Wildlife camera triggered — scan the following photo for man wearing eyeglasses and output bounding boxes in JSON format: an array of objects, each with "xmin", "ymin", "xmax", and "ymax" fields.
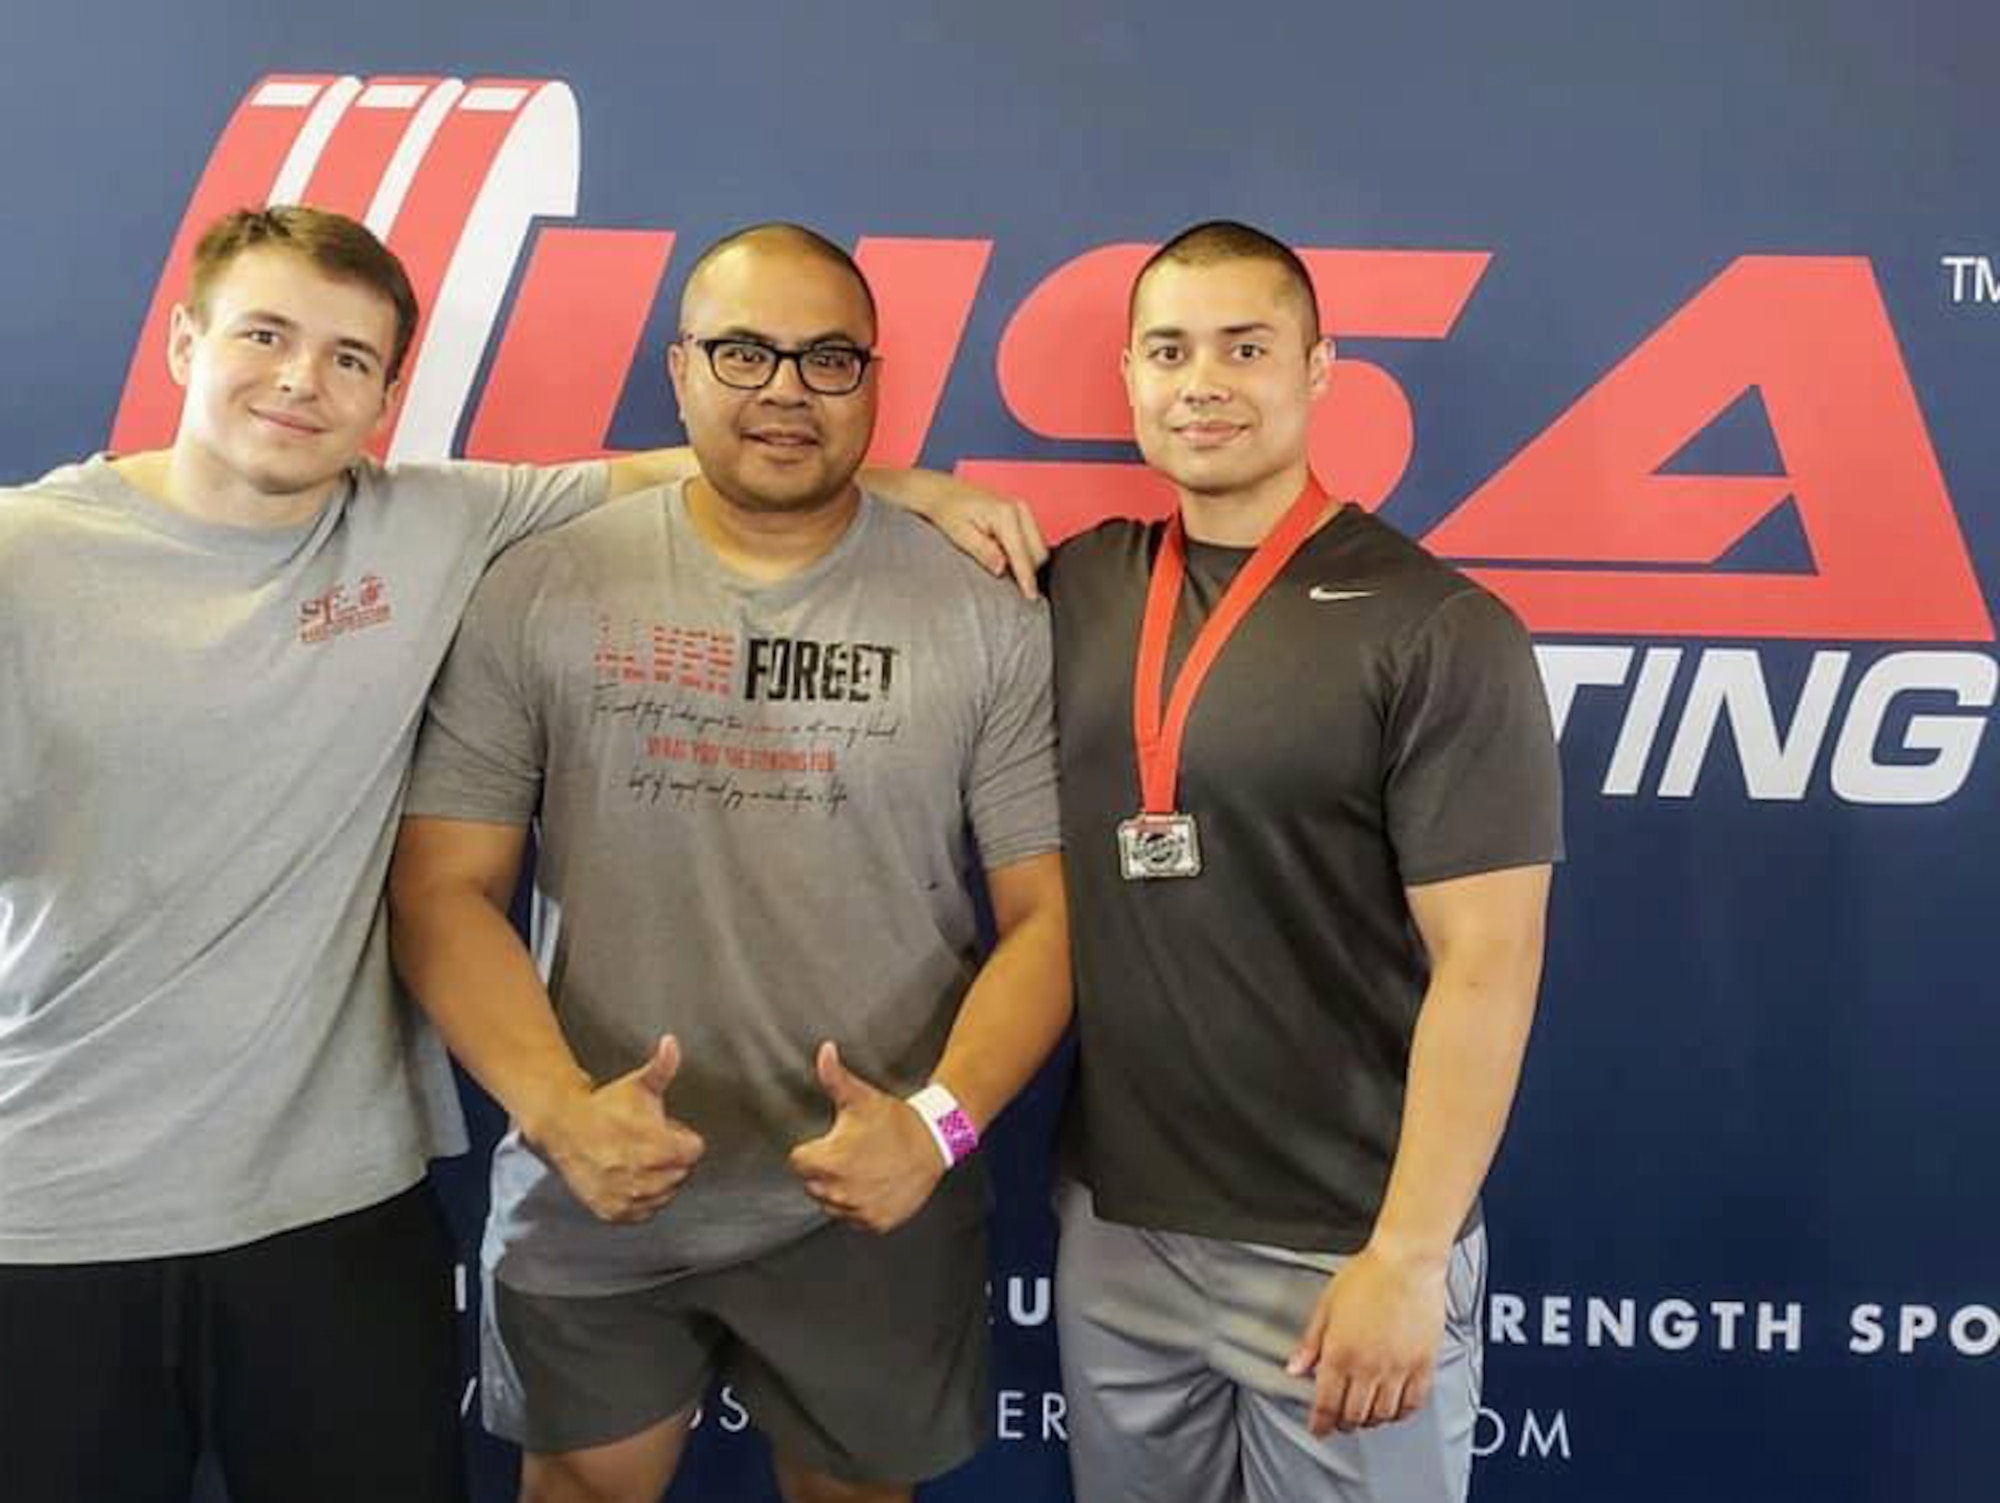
[{"xmin": 387, "ymin": 222, "xmax": 1071, "ymax": 1503}]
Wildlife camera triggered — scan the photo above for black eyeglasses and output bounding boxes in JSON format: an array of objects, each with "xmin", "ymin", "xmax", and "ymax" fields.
[{"xmin": 684, "ymin": 336, "xmax": 877, "ymax": 396}]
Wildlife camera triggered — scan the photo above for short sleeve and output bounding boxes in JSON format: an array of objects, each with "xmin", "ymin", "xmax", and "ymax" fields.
[
  {"xmin": 455, "ymin": 460, "xmax": 609, "ymax": 561},
  {"xmin": 1383, "ymin": 588, "xmax": 1564, "ymax": 885},
  {"xmin": 966, "ymin": 601, "xmax": 1062, "ymax": 871},
  {"xmin": 403, "ymin": 548, "xmax": 550, "ymax": 826}
]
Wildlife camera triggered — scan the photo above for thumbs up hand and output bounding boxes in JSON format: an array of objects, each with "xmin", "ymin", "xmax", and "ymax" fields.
[
  {"xmin": 788, "ymin": 1041, "xmax": 944, "ymax": 1234},
  {"xmin": 537, "ymin": 1034, "xmax": 706, "ymax": 1224}
]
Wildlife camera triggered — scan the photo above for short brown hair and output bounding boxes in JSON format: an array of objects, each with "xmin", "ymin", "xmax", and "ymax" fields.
[
  {"xmin": 1129, "ymin": 219, "xmax": 1322, "ymax": 347},
  {"xmin": 187, "ymin": 206, "xmax": 421, "ymax": 381}
]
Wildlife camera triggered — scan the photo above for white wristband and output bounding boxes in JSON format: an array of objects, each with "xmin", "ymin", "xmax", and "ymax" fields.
[{"xmin": 905, "ymin": 1083, "xmax": 980, "ymax": 1168}]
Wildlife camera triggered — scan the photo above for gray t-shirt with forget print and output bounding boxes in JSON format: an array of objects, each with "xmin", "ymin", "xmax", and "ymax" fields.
[
  {"xmin": 0, "ymin": 454, "xmax": 605, "ymax": 1263},
  {"xmin": 403, "ymin": 482, "xmax": 1060, "ymax": 1297}
]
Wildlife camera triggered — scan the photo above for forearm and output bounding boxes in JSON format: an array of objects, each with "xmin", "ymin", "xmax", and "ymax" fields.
[
  {"xmin": 1367, "ymin": 959, "xmax": 1539, "ymax": 1270},
  {"xmin": 928, "ymin": 895, "xmax": 1072, "ymax": 1131},
  {"xmin": 389, "ymin": 883, "xmax": 591, "ymax": 1141}
]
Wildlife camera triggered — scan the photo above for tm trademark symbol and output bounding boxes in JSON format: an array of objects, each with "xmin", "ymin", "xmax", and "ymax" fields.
[{"xmin": 1941, "ymin": 254, "xmax": 2000, "ymax": 305}]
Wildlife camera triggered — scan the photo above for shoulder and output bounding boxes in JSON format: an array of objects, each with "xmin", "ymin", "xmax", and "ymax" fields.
[
  {"xmin": 353, "ymin": 457, "xmax": 604, "ymax": 521},
  {"xmin": 1050, "ymin": 515, "xmax": 1152, "ymax": 577},
  {"xmin": 358, "ymin": 457, "xmax": 544, "ymax": 501},
  {"xmin": 4, "ymin": 455, "xmax": 112, "ymax": 512},
  {"xmin": 480, "ymin": 477, "xmax": 656, "ymax": 561},
  {"xmin": 0, "ymin": 457, "xmax": 120, "ymax": 554},
  {"xmin": 1316, "ymin": 508, "xmax": 1525, "ymax": 641},
  {"xmin": 1046, "ymin": 516, "xmax": 1155, "ymax": 624},
  {"xmin": 349, "ymin": 457, "xmax": 525, "ymax": 533},
  {"xmin": 863, "ymin": 495, "xmax": 1049, "ymax": 624}
]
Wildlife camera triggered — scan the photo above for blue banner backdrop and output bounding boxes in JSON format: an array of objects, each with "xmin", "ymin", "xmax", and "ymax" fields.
[{"xmin": 4, "ymin": 4, "xmax": 1996, "ymax": 1499}]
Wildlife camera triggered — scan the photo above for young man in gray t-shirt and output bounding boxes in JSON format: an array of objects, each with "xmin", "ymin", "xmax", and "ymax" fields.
[
  {"xmin": 389, "ymin": 224, "xmax": 1070, "ymax": 1503},
  {"xmin": 0, "ymin": 205, "xmax": 1008, "ymax": 1503}
]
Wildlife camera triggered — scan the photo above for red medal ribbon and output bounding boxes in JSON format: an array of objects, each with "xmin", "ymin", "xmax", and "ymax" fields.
[{"xmin": 1132, "ymin": 478, "xmax": 1331, "ymax": 814}]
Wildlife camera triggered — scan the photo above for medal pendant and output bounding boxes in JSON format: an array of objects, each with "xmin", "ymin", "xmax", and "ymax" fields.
[{"xmin": 1117, "ymin": 812, "xmax": 1202, "ymax": 881}]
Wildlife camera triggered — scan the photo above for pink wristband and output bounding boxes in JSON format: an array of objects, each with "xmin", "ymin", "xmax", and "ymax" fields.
[{"xmin": 906, "ymin": 1084, "xmax": 980, "ymax": 1167}]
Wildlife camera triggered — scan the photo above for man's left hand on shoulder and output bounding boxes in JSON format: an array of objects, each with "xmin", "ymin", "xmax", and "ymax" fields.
[
  {"xmin": 787, "ymin": 1041, "xmax": 946, "ymax": 1234},
  {"xmin": 1287, "ymin": 1240, "xmax": 1451, "ymax": 1437}
]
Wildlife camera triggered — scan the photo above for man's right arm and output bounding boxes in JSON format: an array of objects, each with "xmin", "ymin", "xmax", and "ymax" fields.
[{"xmin": 389, "ymin": 816, "xmax": 703, "ymax": 1222}]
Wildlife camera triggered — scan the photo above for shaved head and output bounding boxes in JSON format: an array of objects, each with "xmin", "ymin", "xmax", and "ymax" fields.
[
  {"xmin": 1130, "ymin": 219, "xmax": 1320, "ymax": 348},
  {"xmin": 679, "ymin": 223, "xmax": 877, "ymax": 340},
  {"xmin": 667, "ymin": 220, "xmax": 881, "ymax": 522}
]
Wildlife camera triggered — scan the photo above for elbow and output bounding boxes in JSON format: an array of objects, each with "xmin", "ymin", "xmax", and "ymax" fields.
[{"xmin": 385, "ymin": 849, "xmax": 459, "ymax": 983}]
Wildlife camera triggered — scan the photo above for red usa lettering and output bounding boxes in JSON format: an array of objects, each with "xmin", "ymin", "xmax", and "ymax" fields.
[{"xmin": 116, "ymin": 73, "xmax": 1993, "ymax": 644}]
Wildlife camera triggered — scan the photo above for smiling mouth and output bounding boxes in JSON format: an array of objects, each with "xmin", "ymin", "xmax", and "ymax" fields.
[
  {"xmin": 251, "ymin": 409, "xmax": 326, "ymax": 437},
  {"xmin": 1175, "ymin": 421, "xmax": 1247, "ymax": 446},
  {"xmin": 745, "ymin": 431, "xmax": 820, "ymax": 449}
]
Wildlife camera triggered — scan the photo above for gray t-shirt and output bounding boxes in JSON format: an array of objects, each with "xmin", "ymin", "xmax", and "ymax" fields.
[
  {"xmin": 404, "ymin": 483, "xmax": 1059, "ymax": 1297},
  {"xmin": 1051, "ymin": 508, "xmax": 1563, "ymax": 1254},
  {"xmin": 0, "ymin": 455, "xmax": 605, "ymax": 1263}
]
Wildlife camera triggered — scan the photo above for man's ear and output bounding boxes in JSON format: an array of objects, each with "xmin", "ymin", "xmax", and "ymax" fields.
[
  {"xmin": 1306, "ymin": 334, "xmax": 1334, "ymax": 400},
  {"xmin": 667, "ymin": 338, "xmax": 689, "ymax": 419},
  {"xmin": 370, "ymin": 375, "xmax": 405, "ymax": 440},
  {"xmin": 166, "ymin": 304, "xmax": 200, "ymax": 389}
]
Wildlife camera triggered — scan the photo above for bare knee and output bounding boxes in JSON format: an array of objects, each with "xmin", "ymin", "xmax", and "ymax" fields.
[
  {"xmin": 519, "ymin": 1412, "xmax": 693, "ymax": 1503},
  {"xmin": 519, "ymin": 1455, "xmax": 652, "ymax": 1503},
  {"xmin": 773, "ymin": 1455, "xmax": 912, "ymax": 1503}
]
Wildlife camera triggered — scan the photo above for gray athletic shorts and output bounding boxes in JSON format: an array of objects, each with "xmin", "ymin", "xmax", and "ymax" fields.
[
  {"xmin": 1055, "ymin": 1180, "xmax": 1486, "ymax": 1503},
  {"xmin": 483, "ymin": 1188, "xmax": 991, "ymax": 1483}
]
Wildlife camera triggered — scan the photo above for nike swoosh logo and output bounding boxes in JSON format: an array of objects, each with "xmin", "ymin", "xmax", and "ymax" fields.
[{"xmin": 1309, "ymin": 587, "xmax": 1375, "ymax": 602}]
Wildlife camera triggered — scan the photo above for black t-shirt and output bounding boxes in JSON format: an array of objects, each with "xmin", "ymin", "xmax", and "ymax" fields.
[{"xmin": 1051, "ymin": 506, "xmax": 1563, "ymax": 1253}]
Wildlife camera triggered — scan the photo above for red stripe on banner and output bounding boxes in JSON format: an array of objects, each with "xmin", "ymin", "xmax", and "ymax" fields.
[
  {"xmin": 1464, "ymin": 569, "xmax": 1988, "ymax": 642},
  {"xmin": 373, "ymin": 79, "xmax": 542, "ymax": 454},
  {"xmin": 995, "ymin": 245, "xmax": 1144, "ymax": 441},
  {"xmin": 954, "ymin": 459, "xmax": 1173, "ymax": 546},
  {"xmin": 1432, "ymin": 257, "xmax": 1995, "ymax": 641},
  {"xmin": 1299, "ymin": 249, "xmax": 1491, "ymax": 337},
  {"xmin": 109, "ymin": 75, "xmax": 342, "ymax": 452},
  {"xmin": 853, "ymin": 237, "xmax": 991, "ymax": 468},
  {"xmin": 296, "ymin": 80, "xmax": 432, "ymax": 217},
  {"xmin": 463, "ymin": 228, "xmax": 674, "ymax": 462}
]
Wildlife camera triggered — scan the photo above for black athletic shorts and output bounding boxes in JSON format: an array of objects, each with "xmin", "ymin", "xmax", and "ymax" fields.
[
  {"xmin": 485, "ymin": 1184, "xmax": 992, "ymax": 1483},
  {"xmin": 0, "ymin": 1182, "xmax": 467, "ymax": 1503}
]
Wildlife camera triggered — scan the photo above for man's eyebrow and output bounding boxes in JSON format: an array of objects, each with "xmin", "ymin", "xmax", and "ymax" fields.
[
  {"xmin": 231, "ymin": 308, "xmax": 299, "ymax": 331},
  {"xmin": 702, "ymin": 326, "xmax": 867, "ymax": 346},
  {"xmin": 1137, "ymin": 322, "xmax": 1280, "ymax": 341},
  {"xmin": 229, "ymin": 309, "xmax": 386, "ymax": 364}
]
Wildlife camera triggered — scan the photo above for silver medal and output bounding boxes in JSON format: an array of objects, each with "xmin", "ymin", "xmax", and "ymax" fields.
[{"xmin": 1117, "ymin": 812, "xmax": 1202, "ymax": 880}]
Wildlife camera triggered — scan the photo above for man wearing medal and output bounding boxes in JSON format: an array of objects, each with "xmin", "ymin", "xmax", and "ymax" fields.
[{"xmin": 1044, "ymin": 221, "xmax": 1563, "ymax": 1503}]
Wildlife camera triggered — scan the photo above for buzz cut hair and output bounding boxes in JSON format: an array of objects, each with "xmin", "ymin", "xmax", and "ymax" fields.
[
  {"xmin": 1129, "ymin": 219, "xmax": 1322, "ymax": 347},
  {"xmin": 679, "ymin": 222, "xmax": 879, "ymax": 336}
]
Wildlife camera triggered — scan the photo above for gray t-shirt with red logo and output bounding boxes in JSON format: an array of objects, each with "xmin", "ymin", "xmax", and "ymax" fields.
[
  {"xmin": 0, "ymin": 454, "xmax": 604, "ymax": 1263},
  {"xmin": 402, "ymin": 483, "xmax": 1059, "ymax": 1297}
]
